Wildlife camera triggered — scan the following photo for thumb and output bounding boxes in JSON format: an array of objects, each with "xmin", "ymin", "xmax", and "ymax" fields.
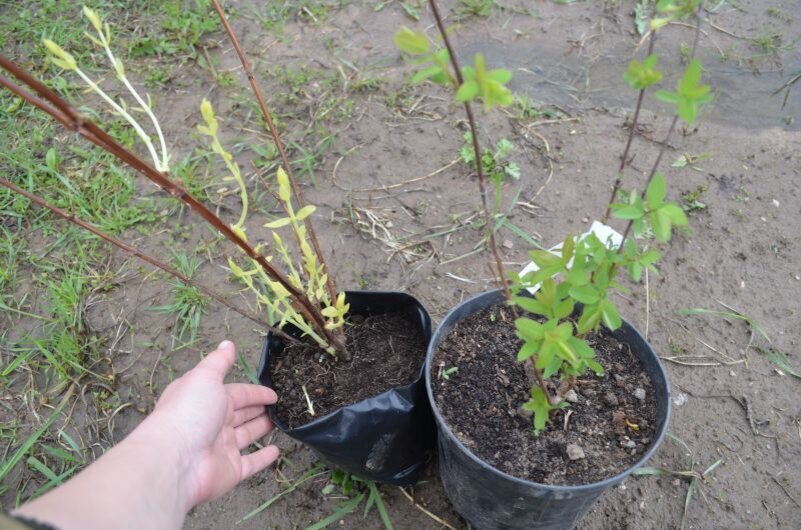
[{"xmin": 196, "ymin": 340, "xmax": 236, "ymax": 379}]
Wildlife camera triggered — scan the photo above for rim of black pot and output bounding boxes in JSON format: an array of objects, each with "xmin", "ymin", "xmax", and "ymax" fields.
[
  {"xmin": 262, "ymin": 290, "xmax": 432, "ymax": 432},
  {"xmin": 425, "ymin": 288, "xmax": 672, "ymax": 492}
]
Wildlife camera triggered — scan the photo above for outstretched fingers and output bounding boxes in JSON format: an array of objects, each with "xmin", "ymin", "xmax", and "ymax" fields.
[
  {"xmin": 240, "ymin": 445, "xmax": 280, "ymax": 481},
  {"xmin": 233, "ymin": 405, "xmax": 268, "ymax": 427},
  {"xmin": 227, "ymin": 383, "xmax": 278, "ymax": 410},
  {"xmin": 235, "ymin": 414, "xmax": 274, "ymax": 450}
]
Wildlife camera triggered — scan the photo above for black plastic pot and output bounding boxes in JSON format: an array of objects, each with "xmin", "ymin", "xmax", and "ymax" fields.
[
  {"xmin": 426, "ymin": 289, "xmax": 671, "ymax": 530},
  {"xmin": 258, "ymin": 290, "xmax": 435, "ymax": 486}
]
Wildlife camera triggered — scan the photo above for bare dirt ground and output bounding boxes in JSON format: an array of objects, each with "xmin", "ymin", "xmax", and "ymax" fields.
[{"xmin": 3, "ymin": 0, "xmax": 801, "ymax": 528}]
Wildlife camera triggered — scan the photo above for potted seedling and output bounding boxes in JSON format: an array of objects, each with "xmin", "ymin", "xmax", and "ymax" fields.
[
  {"xmin": 396, "ymin": 0, "xmax": 710, "ymax": 527},
  {"xmin": 0, "ymin": 3, "xmax": 435, "ymax": 485}
]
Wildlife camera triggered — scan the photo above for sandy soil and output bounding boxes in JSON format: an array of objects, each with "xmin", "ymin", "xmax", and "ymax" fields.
[{"xmin": 3, "ymin": 0, "xmax": 801, "ymax": 528}]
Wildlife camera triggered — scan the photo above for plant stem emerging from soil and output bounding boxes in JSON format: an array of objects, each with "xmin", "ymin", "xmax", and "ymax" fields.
[
  {"xmin": 427, "ymin": 0, "xmax": 512, "ymax": 304},
  {"xmin": 0, "ymin": 176, "xmax": 297, "ymax": 341},
  {"xmin": 0, "ymin": 55, "xmax": 343, "ymax": 355}
]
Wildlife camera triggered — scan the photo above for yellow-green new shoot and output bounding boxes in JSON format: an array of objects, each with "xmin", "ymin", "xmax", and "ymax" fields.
[
  {"xmin": 198, "ymin": 103, "xmax": 348, "ymax": 355},
  {"xmin": 42, "ymin": 6, "xmax": 170, "ymax": 172}
]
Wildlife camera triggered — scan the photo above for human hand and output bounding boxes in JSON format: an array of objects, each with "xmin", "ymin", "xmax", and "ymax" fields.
[{"xmin": 144, "ymin": 340, "xmax": 280, "ymax": 507}]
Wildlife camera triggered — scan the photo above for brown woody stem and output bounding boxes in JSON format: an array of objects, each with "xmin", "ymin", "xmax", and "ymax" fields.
[
  {"xmin": 0, "ymin": 55, "xmax": 342, "ymax": 355},
  {"xmin": 427, "ymin": 0, "xmax": 512, "ymax": 304},
  {"xmin": 612, "ymin": 12, "xmax": 703, "ymax": 257},
  {"xmin": 602, "ymin": 32, "xmax": 658, "ymax": 223},
  {"xmin": 211, "ymin": 0, "xmax": 337, "ymax": 304}
]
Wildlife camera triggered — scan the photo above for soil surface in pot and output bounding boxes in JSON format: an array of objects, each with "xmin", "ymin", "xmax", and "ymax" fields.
[
  {"xmin": 432, "ymin": 304, "xmax": 658, "ymax": 485},
  {"xmin": 271, "ymin": 312, "xmax": 426, "ymax": 428}
]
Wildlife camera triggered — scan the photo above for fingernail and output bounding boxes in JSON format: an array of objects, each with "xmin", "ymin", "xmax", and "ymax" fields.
[{"xmin": 218, "ymin": 340, "xmax": 233, "ymax": 350}]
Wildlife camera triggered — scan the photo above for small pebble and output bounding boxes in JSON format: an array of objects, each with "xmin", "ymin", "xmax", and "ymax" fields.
[
  {"xmin": 672, "ymin": 479, "xmax": 681, "ymax": 487},
  {"xmin": 566, "ymin": 443, "xmax": 586, "ymax": 460},
  {"xmin": 773, "ymin": 199, "xmax": 780, "ymax": 207},
  {"xmin": 603, "ymin": 392, "xmax": 619, "ymax": 406},
  {"xmin": 564, "ymin": 389, "xmax": 579, "ymax": 403},
  {"xmin": 622, "ymin": 439, "xmax": 636, "ymax": 449},
  {"xmin": 672, "ymin": 393, "xmax": 688, "ymax": 407},
  {"xmin": 633, "ymin": 388, "xmax": 646, "ymax": 401},
  {"xmin": 502, "ymin": 239, "xmax": 514, "ymax": 249}
]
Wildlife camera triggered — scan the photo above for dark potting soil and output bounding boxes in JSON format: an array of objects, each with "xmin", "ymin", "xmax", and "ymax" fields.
[
  {"xmin": 432, "ymin": 304, "xmax": 658, "ymax": 486},
  {"xmin": 270, "ymin": 312, "xmax": 426, "ymax": 428}
]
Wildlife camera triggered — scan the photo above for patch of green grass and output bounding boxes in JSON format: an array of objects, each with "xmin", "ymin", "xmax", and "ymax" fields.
[{"xmin": 152, "ymin": 251, "xmax": 209, "ymax": 350}]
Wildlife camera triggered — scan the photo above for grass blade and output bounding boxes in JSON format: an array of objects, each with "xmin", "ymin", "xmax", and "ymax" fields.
[
  {"xmin": 305, "ymin": 493, "xmax": 364, "ymax": 530},
  {"xmin": 239, "ymin": 468, "xmax": 328, "ymax": 522},
  {"xmin": 0, "ymin": 384, "xmax": 74, "ymax": 482},
  {"xmin": 367, "ymin": 481, "xmax": 394, "ymax": 530}
]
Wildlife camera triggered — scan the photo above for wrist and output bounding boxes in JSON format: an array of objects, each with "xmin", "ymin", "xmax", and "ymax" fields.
[{"xmin": 124, "ymin": 411, "xmax": 195, "ymax": 515}]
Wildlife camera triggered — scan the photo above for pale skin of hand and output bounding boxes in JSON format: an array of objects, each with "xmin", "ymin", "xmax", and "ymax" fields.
[{"xmin": 14, "ymin": 340, "xmax": 279, "ymax": 530}]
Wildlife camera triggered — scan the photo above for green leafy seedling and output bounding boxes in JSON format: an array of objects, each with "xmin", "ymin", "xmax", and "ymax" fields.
[{"xmin": 655, "ymin": 60, "xmax": 712, "ymax": 124}]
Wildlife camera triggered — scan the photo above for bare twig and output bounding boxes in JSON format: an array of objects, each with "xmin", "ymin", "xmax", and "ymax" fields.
[
  {"xmin": 613, "ymin": 12, "xmax": 703, "ymax": 254},
  {"xmin": 397, "ymin": 487, "xmax": 457, "ymax": 530},
  {"xmin": 603, "ymin": 32, "xmax": 657, "ymax": 223},
  {"xmin": 427, "ymin": 0, "xmax": 512, "ymax": 303}
]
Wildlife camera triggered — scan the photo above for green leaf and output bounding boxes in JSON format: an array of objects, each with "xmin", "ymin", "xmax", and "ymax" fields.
[
  {"xmin": 586, "ymin": 358, "xmax": 605, "ymax": 376},
  {"xmin": 264, "ymin": 217, "xmax": 292, "ymax": 229},
  {"xmin": 661, "ymin": 203, "xmax": 688, "ymax": 225},
  {"xmin": 612, "ymin": 205, "xmax": 645, "ymax": 220},
  {"xmin": 411, "ymin": 64, "xmax": 444, "ymax": 84},
  {"xmin": 487, "ymin": 68, "xmax": 512, "ymax": 84},
  {"xmin": 296, "ymin": 205, "xmax": 317, "ymax": 221},
  {"xmin": 512, "ymin": 296, "xmax": 549, "ymax": 316},
  {"xmin": 542, "ymin": 355, "xmax": 562, "ymax": 378},
  {"xmin": 646, "ymin": 173, "xmax": 667, "ymax": 210},
  {"xmin": 529, "ymin": 250, "xmax": 562, "ymax": 269},
  {"xmin": 517, "ymin": 340, "xmax": 538, "ymax": 362},
  {"xmin": 578, "ymin": 305, "xmax": 602, "ymax": 333},
  {"xmin": 650, "ymin": 208, "xmax": 672, "ymax": 241},
  {"xmin": 554, "ymin": 299, "xmax": 575, "ymax": 320},
  {"xmin": 623, "ymin": 54, "xmax": 663, "ymax": 90},
  {"xmin": 654, "ymin": 90, "xmax": 680, "ymax": 103},
  {"xmin": 515, "ymin": 318, "xmax": 544, "ymax": 341},
  {"xmin": 393, "ymin": 27, "xmax": 429, "ymax": 55},
  {"xmin": 600, "ymin": 299, "xmax": 622, "ymax": 330},
  {"xmin": 568, "ymin": 336, "xmax": 595, "ymax": 359},
  {"xmin": 455, "ymin": 80, "xmax": 480, "ymax": 102},
  {"xmin": 569, "ymin": 285, "xmax": 600, "ymax": 304}
]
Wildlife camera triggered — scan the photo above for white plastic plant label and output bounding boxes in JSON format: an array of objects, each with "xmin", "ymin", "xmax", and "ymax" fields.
[{"xmin": 519, "ymin": 221, "xmax": 623, "ymax": 294}]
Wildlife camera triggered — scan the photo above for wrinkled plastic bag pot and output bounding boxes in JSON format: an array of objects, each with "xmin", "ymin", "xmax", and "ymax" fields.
[
  {"xmin": 426, "ymin": 289, "xmax": 670, "ymax": 530},
  {"xmin": 258, "ymin": 290, "xmax": 435, "ymax": 485}
]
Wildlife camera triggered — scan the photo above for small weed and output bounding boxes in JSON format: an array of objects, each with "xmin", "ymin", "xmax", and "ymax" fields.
[
  {"xmin": 681, "ymin": 184, "xmax": 708, "ymax": 213},
  {"xmin": 152, "ymin": 252, "xmax": 209, "ymax": 349}
]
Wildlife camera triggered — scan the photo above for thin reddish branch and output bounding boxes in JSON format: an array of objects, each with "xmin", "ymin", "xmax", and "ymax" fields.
[
  {"xmin": 0, "ymin": 55, "xmax": 342, "ymax": 353},
  {"xmin": 427, "ymin": 0, "xmax": 512, "ymax": 303},
  {"xmin": 602, "ymin": 33, "xmax": 658, "ymax": 223},
  {"xmin": 612, "ymin": 13, "xmax": 703, "ymax": 255},
  {"xmin": 0, "ymin": 176, "xmax": 301, "ymax": 342},
  {"xmin": 211, "ymin": 0, "xmax": 337, "ymax": 304}
]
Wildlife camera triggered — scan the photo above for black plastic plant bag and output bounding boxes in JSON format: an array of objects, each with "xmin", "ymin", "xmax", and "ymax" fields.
[{"xmin": 257, "ymin": 290, "xmax": 435, "ymax": 485}]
